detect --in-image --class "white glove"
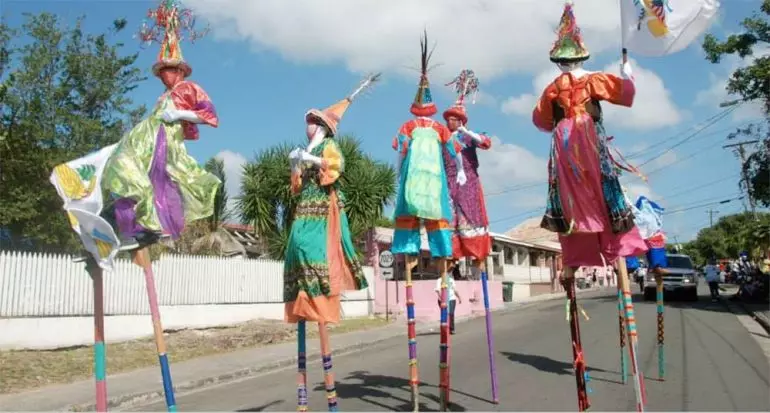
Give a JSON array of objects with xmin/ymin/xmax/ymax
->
[
  {"xmin": 458, "ymin": 125, "xmax": 483, "ymax": 144},
  {"xmin": 620, "ymin": 61, "xmax": 633, "ymax": 80},
  {"xmin": 288, "ymin": 148, "xmax": 301, "ymax": 160},
  {"xmin": 456, "ymin": 169, "xmax": 467, "ymax": 185},
  {"xmin": 161, "ymin": 108, "xmax": 200, "ymax": 124},
  {"xmin": 454, "ymin": 151, "xmax": 466, "ymax": 186},
  {"xmin": 299, "ymin": 150, "xmax": 323, "ymax": 166}
]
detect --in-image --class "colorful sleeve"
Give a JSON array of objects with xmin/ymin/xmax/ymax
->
[
  {"xmin": 290, "ymin": 166, "xmax": 302, "ymax": 195},
  {"xmin": 588, "ymin": 73, "xmax": 635, "ymax": 107},
  {"xmin": 444, "ymin": 132, "xmax": 461, "ymax": 158},
  {"xmin": 472, "ymin": 132, "xmax": 492, "ymax": 150},
  {"xmin": 392, "ymin": 121, "xmax": 412, "ymax": 155},
  {"xmin": 171, "ymin": 81, "xmax": 219, "ymax": 128},
  {"xmin": 319, "ymin": 140, "xmax": 344, "ymax": 186},
  {"xmin": 532, "ymin": 85, "xmax": 557, "ymax": 132}
]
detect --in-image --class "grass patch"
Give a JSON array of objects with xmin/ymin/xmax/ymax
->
[{"xmin": 0, "ymin": 316, "xmax": 392, "ymax": 394}]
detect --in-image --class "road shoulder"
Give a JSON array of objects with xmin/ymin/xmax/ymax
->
[{"xmin": 723, "ymin": 297, "xmax": 770, "ymax": 366}]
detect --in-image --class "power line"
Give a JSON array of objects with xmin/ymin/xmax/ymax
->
[
  {"xmin": 663, "ymin": 196, "xmax": 744, "ymax": 215},
  {"xmin": 636, "ymin": 105, "xmax": 738, "ymax": 168},
  {"xmin": 624, "ymin": 106, "xmax": 738, "ymax": 160}
]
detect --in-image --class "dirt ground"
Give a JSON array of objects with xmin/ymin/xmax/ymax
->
[{"xmin": 0, "ymin": 316, "xmax": 392, "ymax": 394}]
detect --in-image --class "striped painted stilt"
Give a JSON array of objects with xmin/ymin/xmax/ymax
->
[{"xmin": 133, "ymin": 248, "xmax": 177, "ymax": 412}]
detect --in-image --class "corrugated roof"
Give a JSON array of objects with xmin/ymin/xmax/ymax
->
[{"xmin": 504, "ymin": 217, "xmax": 561, "ymax": 253}]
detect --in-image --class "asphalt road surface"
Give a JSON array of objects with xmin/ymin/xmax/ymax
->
[{"xmin": 127, "ymin": 284, "xmax": 770, "ymax": 411}]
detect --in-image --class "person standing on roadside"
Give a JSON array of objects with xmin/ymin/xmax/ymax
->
[
  {"xmin": 704, "ymin": 258, "xmax": 721, "ymax": 301},
  {"xmin": 436, "ymin": 261, "xmax": 463, "ymax": 334}
]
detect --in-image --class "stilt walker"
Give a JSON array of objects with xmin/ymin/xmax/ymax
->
[
  {"xmin": 441, "ymin": 69, "xmax": 498, "ymax": 405},
  {"xmin": 284, "ymin": 74, "xmax": 379, "ymax": 412},
  {"xmin": 50, "ymin": 2, "xmax": 217, "ymax": 410},
  {"xmin": 629, "ymin": 194, "xmax": 669, "ymax": 380},
  {"xmin": 532, "ymin": 1, "xmax": 650, "ymax": 410},
  {"xmin": 391, "ymin": 30, "xmax": 462, "ymax": 412}
]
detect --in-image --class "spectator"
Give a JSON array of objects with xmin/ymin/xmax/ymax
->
[
  {"xmin": 704, "ymin": 258, "xmax": 721, "ymax": 302},
  {"xmin": 435, "ymin": 261, "xmax": 462, "ymax": 334}
]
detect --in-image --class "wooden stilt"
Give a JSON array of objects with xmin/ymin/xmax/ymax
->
[
  {"xmin": 617, "ymin": 258, "xmax": 645, "ymax": 412},
  {"xmin": 318, "ymin": 322, "xmax": 337, "ymax": 411},
  {"xmin": 655, "ymin": 273, "xmax": 665, "ymax": 380},
  {"xmin": 563, "ymin": 267, "xmax": 590, "ymax": 411},
  {"xmin": 86, "ymin": 259, "xmax": 108, "ymax": 412},
  {"xmin": 405, "ymin": 255, "xmax": 420, "ymax": 412},
  {"xmin": 297, "ymin": 320, "xmax": 308, "ymax": 411},
  {"xmin": 132, "ymin": 248, "xmax": 177, "ymax": 412},
  {"xmin": 476, "ymin": 260, "xmax": 499, "ymax": 404},
  {"xmin": 617, "ymin": 284, "xmax": 628, "ymax": 385},
  {"xmin": 439, "ymin": 259, "xmax": 450, "ymax": 411}
]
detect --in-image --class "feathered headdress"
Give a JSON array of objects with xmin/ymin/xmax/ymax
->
[
  {"xmin": 549, "ymin": 0, "xmax": 590, "ymax": 63},
  {"xmin": 443, "ymin": 69, "xmax": 479, "ymax": 124},
  {"xmin": 305, "ymin": 73, "xmax": 382, "ymax": 136},
  {"xmin": 137, "ymin": 0, "xmax": 209, "ymax": 77},
  {"xmin": 410, "ymin": 30, "xmax": 438, "ymax": 117}
]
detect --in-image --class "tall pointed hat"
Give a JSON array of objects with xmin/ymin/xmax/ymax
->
[
  {"xmin": 305, "ymin": 73, "xmax": 381, "ymax": 136},
  {"xmin": 410, "ymin": 30, "xmax": 438, "ymax": 117},
  {"xmin": 139, "ymin": 0, "xmax": 209, "ymax": 78},
  {"xmin": 443, "ymin": 69, "xmax": 479, "ymax": 124},
  {"xmin": 549, "ymin": 0, "xmax": 590, "ymax": 63}
]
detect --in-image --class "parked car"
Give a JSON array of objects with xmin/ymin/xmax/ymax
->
[{"xmin": 643, "ymin": 254, "xmax": 699, "ymax": 301}]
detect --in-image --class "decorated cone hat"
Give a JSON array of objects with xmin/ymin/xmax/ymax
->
[
  {"xmin": 410, "ymin": 30, "xmax": 438, "ymax": 117},
  {"xmin": 549, "ymin": 0, "xmax": 590, "ymax": 63},
  {"xmin": 139, "ymin": 0, "xmax": 210, "ymax": 78},
  {"xmin": 443, "ymin": 69, "xmax": 479, "ymax": 124},
  {"xmin": 306, "ymin": 73, "xmax": 382, "ymax": 137}
]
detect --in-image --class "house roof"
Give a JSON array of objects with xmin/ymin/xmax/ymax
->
[
  {"xmin": 374, "ymin": 227, "xmax": 560, "ymax": 253},
  {"xmin": 503, "ymin": 217, "xmax": 561, "ymax": 253}
]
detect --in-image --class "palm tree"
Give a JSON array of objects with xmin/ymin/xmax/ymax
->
[
  {"xmin": 238, "ymin": 136, "xmax": 396, "ymax": 260},
  {"xmin": 177, "ymin": 157, "xmax": 245, "ymax": 256}
]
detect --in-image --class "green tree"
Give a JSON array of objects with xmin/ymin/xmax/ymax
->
[
  {"xmin": 239, "ymin": 136, "xmax": 396, "ymax": 259},
  {"xmin": 203, "ymin": 157, "xmax": 231, "ymax": 229},
  {"xmin": 0, "ymin": 13, "xmax": 146, "ymax": 252},
  {"xmin": 703, "ymin": 0, "xmax": 770, "ymax": 207},
  {"xmin": 689, "ymin": 212, "xmax": 770, "ymax": 262}
]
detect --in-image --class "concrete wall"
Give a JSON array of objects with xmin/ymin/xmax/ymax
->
[{"xmin": 372, "ymin": 274, "xmax": 503, "ymax": 321}]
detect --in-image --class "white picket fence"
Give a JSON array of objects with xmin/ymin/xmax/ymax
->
[{"xmin": 0, "ymin": 251, "xmax": 373, "ymax": 318}]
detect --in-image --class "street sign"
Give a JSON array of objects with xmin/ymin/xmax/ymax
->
[
  {"xmin": 380, "ymin": 267, "xmax": 394, "ymax": 280},
  {"xmin": 379, "ymin": 250, "xmax": 394, "ymax": 268}
]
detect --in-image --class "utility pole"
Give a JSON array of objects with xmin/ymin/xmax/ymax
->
[
  {"xmin": 706, "ymin": 209, "xmax": 719, "ymax": 227},
  {"xmin": 723, "ymin": 140, "xmax": 759, "ymax": 214}
]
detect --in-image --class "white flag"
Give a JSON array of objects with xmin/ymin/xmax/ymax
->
[
  {"xmin": 50, "ymin": 144, "xmax": 121, "ymax": 269},
  {"xmin": 620, "ymin": 0, "xmax": 720, "ymax": 56}
]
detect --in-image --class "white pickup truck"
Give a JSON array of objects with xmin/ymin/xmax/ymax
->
[{"xmin": 643, "ymin": 253, "xmax": 699, "ymax": 301}]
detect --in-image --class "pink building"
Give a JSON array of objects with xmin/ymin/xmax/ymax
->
[{"xmin": 364, "ymin": 226, "xmax": 562, "ymax": 321}]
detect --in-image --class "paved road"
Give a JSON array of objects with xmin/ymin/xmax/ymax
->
[{"xmin": 128, "ymin": 284, "xmax": 770, "ymax": 412}]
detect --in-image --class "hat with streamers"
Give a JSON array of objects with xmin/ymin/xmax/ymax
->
[
  {"xmin": 137, "ymin": 0, "xmax": 209, "ymax": 78},
  {"xmin": 410, "ymin": 30, "xmax": 438, "ymax": 117},
  {"xmin": 549, "ymin": 0, "xmax": 590, "ymax": 63},
  {"xmin": 306, "ymin": 73, "xmax": 382, "ymax": 136},
  {"xmin": 443, "ymin": 69, "xmax": 479, "ymax": 124}
]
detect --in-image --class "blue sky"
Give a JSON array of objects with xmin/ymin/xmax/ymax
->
[{"xmin": 5, "ymin": 0, "xmax": 768, "ymax": 243}]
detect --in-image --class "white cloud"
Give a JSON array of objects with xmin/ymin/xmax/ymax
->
[
  {"xmin": 500, "ymin": 59, "xmax": 683, "ymax": 131},
  {"xmin": 623, "ymin": 180, "xmax": 661, "ymax": 204},
  {"xmin": 477, "ymin": 136, "xmax": 547, "ymax": 195},
  {"xmin": 601, "ymin": 59, "xmax": 683, "ymax": 130},
  {"xmin": 500, "ymin": 94, "xmax": 536, "ymax": 117},
  {"xmin": 214, "ymin": 149, "xmax": 247, "ymax": 200},
  {"xmin": 695, "ymin": 45, "xmax": 769, "ymax": 121},
  {"xmin": 187, "ymin": 0, "xmax": 625, "ymax": 81}
]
